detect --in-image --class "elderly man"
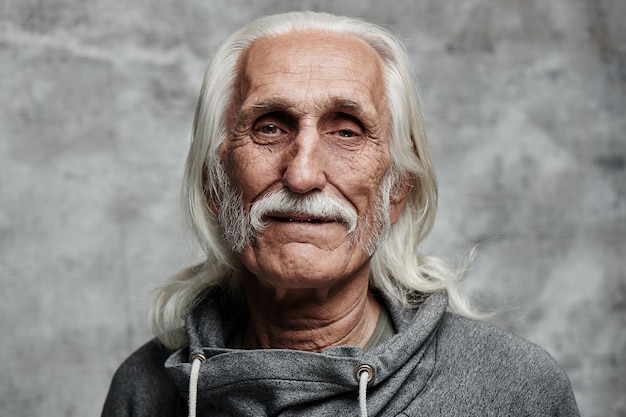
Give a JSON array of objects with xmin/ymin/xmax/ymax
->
[{"xmin": 102, "ymin": 11, "xmax": 579, "ymax": 417}]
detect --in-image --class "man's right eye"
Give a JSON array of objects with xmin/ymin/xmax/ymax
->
[
  {"xmin": 257, "ymin": 124, "xmax": 280, "ymax": 135},
  {"xmin": 250, "ymin": 112, "xmax": 294, "ymax": 144}
]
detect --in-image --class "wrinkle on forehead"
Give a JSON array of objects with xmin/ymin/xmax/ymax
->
[
  {"xmin": 246, "ymin": 32, "xmax": 384, "ymax": 86},
  {"xmin": 230, "ymin": 31, "xmax": 389, "ymax": 128}
]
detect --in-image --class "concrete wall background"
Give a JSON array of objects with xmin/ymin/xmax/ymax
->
[{"xmin": 1, "ymin": 0, "xmax": 624, "ymax": 415}]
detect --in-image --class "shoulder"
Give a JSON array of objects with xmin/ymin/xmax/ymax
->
[
  {"xmin": 431, "ymin": 313, "xmax": 579, "ymax": 414},
  {"xmin": 437, "ymin": 313, "xmax": 561, "ymax": 373},
  {"xmin": 101, "ymin": 339, "xmax": 182, "ymax": 417}
]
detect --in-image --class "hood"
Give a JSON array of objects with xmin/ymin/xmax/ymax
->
[{"xmin": 164, "ymin": 290, "xmax": 447, "ymax": 416}]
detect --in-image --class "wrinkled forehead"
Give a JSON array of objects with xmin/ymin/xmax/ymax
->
[{"xmin": 231, "ymin": 30, "xmax": 388, "ymax": 115}]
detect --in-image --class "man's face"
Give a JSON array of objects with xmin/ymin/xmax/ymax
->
[{"xmin": 218, "ymin": 31, "xmax": 406, "ymax": 291}]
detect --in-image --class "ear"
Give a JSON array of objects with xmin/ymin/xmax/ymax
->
[{"xmin": 388, "ymin": 175, "xmax": 414, "ymax": 224}]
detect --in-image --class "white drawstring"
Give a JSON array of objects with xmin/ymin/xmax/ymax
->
[
  {"xmin": 189, "ymin": 353, "xmax": 206, "ymax": 417},
  {"xmin": 189, "ymin": 355, "xmax": 372, "ymax": 417},
  {"xmin": 356, "ymin": 364, "xmax": 374, "ymax": 417}
]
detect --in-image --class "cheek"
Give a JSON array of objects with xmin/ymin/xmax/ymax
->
[
  {"xmin": 337, "ymin": 156, "xmax": 390, "ymax": 202},
  {"xmin": 226, "ymin": 148, "xmax": 282, "ymax": 202}
]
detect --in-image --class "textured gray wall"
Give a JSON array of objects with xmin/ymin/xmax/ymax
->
[{"xmin": 1, "ymin": 1, "xmax": 624, "ymax": 416}]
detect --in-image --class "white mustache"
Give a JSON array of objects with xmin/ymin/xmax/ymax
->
[{"xmin": 249, "ymin": 189, "xmax": 358, "ymax": 234}]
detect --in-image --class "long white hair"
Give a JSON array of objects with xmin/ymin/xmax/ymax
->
[{"xmin": 152, "ymin": 11, "xmax": 478, "ymax": 349}]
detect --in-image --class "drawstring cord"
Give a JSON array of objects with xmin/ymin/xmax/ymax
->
[
  {"xmin": 356, "ymin": 364, "xmax": 374, "ymax": 417},
  {"xmin": 189, "ymin": 352, "xmax": 206, "ymax": 417}
]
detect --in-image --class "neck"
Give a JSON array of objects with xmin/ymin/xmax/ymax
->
[{"xmin": 240, "ymin": 274, "xmax": 381, "ymax": 352}]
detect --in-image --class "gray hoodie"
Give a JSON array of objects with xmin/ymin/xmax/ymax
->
[{"xmin": 102, "ymin": 291, "xmax": 579, "ymax": 416}]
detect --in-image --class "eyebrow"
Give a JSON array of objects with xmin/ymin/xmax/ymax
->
[
  {"xmin": 234, "ymin": 99, "xmax": 295, "ymax": 128},
  {"xmin": 239, "ymin": 96, "xmax": 367, "ymax": 118},
  {"xmin": 328, "ymin": 97, "xmax": 361, "ymax": 111},
  {"xmin": 251, "ymin": 98, "xmax": 296, "ymax": 112}
]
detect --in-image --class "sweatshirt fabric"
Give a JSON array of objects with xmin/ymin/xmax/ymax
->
[{"xmin": 102, "ymin": 290, "xmax": 579, "ymax": 416}]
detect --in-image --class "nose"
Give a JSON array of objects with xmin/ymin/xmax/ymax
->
[{"xmin": 282, "ymin": 125, "xmax": 327, "ymax": 193}]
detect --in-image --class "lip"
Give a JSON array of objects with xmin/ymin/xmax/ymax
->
[{"xmin": 266, "ymin": 213, "xmax": 335, "ymax": 224}]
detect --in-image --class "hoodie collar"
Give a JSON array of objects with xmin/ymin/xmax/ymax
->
[{"xmin": 165, "ymin": 290, "xmax": 447, "ymax": 416}]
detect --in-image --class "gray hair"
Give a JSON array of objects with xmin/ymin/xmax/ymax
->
[{"xmin": 151, "ymin": 11, "xmax": 478, "ymax": 349}]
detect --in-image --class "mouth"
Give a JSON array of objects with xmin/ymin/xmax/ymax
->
[{"xmin": 267, "ymin": 214, "xmax": 335, "ymax": 224}]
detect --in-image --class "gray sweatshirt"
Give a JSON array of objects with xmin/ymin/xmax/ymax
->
[{"xmin": 102, "ymin": 291, "xmax": 579, "ymax": 416}]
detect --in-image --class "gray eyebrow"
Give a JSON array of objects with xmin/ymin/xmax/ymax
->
[
  {"xmin": 328, "ymin": 97, "xmax": 360, "ymax": 110},
  {"xmin": 250, "ymin": 96, "xmax": 362, "ymax": 113},
  {"xmin": 251, "ymin": 98, "xmax": 296, "ymax": 111},
  {"xmin": 234, "ymin": 99, "xmax": 296, "ymax": 126},
  {"xmin": 233, "ymin": 99, "xmax": 292, "ymax": 128}
]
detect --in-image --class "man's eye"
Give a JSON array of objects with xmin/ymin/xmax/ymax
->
[
  {"xmin": 257, "ymin": 124, "xmax": 280, "ymax": 135},
  {"xmin": 337, "ymin": 129, "xmax": 357, "ymax": 138}
]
